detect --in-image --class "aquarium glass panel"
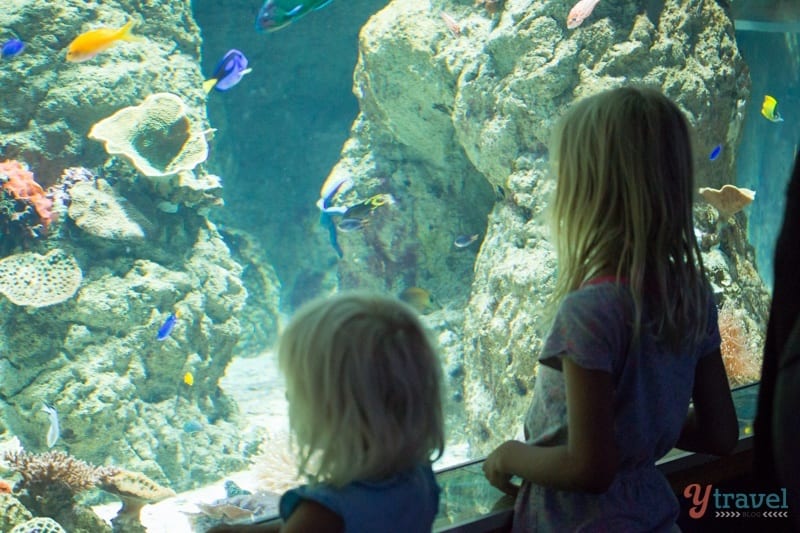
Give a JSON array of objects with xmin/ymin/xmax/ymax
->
[{"xmin": 0, "ymin": 0, "xmax": 797, "ymax": 530}]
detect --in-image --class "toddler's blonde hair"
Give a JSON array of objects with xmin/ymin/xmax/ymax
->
[
  {"xmin": 549, "ymin": 86, "xmax": 710, "ymax": 350},
  {"xmin": 278, "ymin": 291, "xmax": 445, "ymax": 487}
]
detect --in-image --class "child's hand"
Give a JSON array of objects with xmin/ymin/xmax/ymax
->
[{"xmin": 483, "ymin": 440, "xmax": 522, "ymax": 497}]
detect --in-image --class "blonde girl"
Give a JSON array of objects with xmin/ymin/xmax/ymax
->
[
  {"xmin": 483, "ymin": 87, "xmax": 738, "ymax": 531},
  {"xmin": 273, "ymin": 291, "xmax": 443, "ymax": 532}
]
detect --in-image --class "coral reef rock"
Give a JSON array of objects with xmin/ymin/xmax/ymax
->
[
  {"xmin": 67, "ymin": 180, "xmax": 145, "ymax": 240},
  {"xmin": 320, "ymin": 0, "xmax": 765, "ymax": 455},
  {"xmin": 150, "ymin": 170, "xmax": 224, "ymax": 212},
  {"xmin": 0, "ymin": 0, "xmax": 207, "ymax": 183},
  {"xmin": 0, "ymin": 224, "xmax": 258, "ymax": 492},
  {"xmin": 0, "ymin": 0, "xmax": 267, "ymax": 498},
  {"xmin": 89, "ymin": 92, "xmax": 209, "ymax": 177},
  {"xmin": 0, "ymin": 249, "xmax": 82, "ymax": 307},
  {"xmin": 0, "ymin": 493, "xmax": 34, "ymax": 532}
]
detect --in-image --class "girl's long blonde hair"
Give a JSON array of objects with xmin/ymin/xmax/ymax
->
[
  {"xmin": 549, "ymin": 86, "xmax": 710, "ymax": 350},
  {"xmin": 278, "ymin": 291, "xmax": 444, "ymax": 487}
]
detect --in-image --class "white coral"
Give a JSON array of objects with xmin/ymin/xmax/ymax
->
[{"xmin": 10, "ymin": 517, "xmax": 67, "ymax": 533}]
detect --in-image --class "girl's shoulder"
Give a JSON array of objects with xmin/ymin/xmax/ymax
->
[
  {"xmin": 280, "ymin": 464, "xmax": 440, "ymax": 531},
  {"xmin": 565, "ymin": 279, "xmax": 632, "ymax": 315}
]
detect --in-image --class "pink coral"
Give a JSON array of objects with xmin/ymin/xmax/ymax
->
[{"xmin": 0, "ymin": 159, "xmax": 55, "ymax": 229}]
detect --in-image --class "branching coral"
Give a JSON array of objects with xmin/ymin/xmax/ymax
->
[
  {"xmin": 2, "ymin": 450, "xmax": 113, "ymax": 523},
  {"xmin": 718, "ymin": 302, "xmax": 761, "ymax": 387},
  {"xmin": 2, "ymin": 450, "xmax": 105, "ymax": 495},
  {"xmin": 1, "ymin": 451, "xmax": 171, "ymax": 532}
]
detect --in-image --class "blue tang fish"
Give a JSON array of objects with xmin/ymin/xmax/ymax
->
[
  {"xmin": 256, "ymin": 0, "xmax": 334, "ymax": 32},
  {"xmin": 709, "ymin": 144, "xmax": 722, "ymax": 161},
  {"xmin": 317, "ymin": 175, "xmax": 350, "ymax": 258},
  {"xmin": 157, "ymin": 312, "xmax": 178, "ymax": 340},
  {"xmin": 203, "ymin": 49, "xmax": 252, "ymax": 94},
  {"xmin": 1, "ymin": 38, "xmax": 25, "ymax": 59}
]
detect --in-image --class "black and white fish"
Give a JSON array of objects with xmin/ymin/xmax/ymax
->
[
  {"xmin": 41, "ymin": 403, "xmax": 60, "ymax": 448},
  {"xmin": 454, "ymin": 233, "xmax": 480, "ymax": 248}
]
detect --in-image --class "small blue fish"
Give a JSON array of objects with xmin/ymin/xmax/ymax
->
[
  {"xmin": 1, "ymin": 38, "xmax": 25, "ymax": 59},
  {"xmin": 203, "ymin": 49, "xmax": 252, "ymax": 94},
  {"xmin": 183, "ymin": 420, "xmax": 203, "ymax": 433},
  {"xmin": 157, "ymin": 313, "xmax": 178, "ymax": 341},
  {"xmin": 709, "ymin": 144, "xmax": 722, "ymax": 161},
  {"xmin": 41, "ymin": 403, "xmax": 60, "ymax": 448},
  {"xmin": 454, "ymin": 234, "xmax": 480, "ymax": 248}
]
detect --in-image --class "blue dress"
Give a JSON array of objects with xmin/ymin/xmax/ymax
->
[
  {"xmin": 513, "ymin": 281, "xmax": 720, "ymax": 532},
  {"xmin": 280, "ymin": 463, "xmax": 440, "ymax": 532}
]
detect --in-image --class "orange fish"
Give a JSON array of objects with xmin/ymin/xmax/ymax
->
[{"xmin": 66, "ymin": 19, "xmax": 143, "ymax": 62}]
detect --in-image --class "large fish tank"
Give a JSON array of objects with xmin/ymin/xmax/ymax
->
[{"xmin": 0, "ymin": 0, "xmax": 798, "ymax": 531}]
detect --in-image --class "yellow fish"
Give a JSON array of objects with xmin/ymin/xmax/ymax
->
[
  {"xmin": 399, "ymin": 287, "xmax": 439, "ymax": 314},
  {"xmin": 761, "ymin": 95, "xmax": 784, "ymax": 123},
  {"xmin": 366, "ymin": 193, "xmax": 394, "ymax": 208},
  {"xmin": 66, "ymin": 19, "xmax": 144, "ymax": 62},
  {"xmin": 183, "ymin": 372, "xmax": 194, "ymax": 386}
]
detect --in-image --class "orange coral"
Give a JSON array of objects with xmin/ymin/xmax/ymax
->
[
  {"xmin": 0, "ymin": 479, "xmax": 12, "ymax": 493},
  {"xmin": 0, "ymin": 159, "xmax": 55, "ymax": 228},
  {"xmin": 718, "ymin": 303, "xmax": 761, "ymax": 387}
]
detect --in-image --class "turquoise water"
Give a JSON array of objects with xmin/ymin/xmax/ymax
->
[
  {"xmin": 734, "ymin": 29, "xmax": 800, "ymax": 289},
  {"xmin": 0, "ymin": 0, "xmax": 797, "ymax": 530}
]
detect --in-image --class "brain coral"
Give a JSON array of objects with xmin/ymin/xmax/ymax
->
[
  {"xmin": 0, "ymin": 249, "xmax": 82, "ymax": 307},
  {"xmin": 10, "ymin": 517, "xmax": 67, "ymax": 533}
]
